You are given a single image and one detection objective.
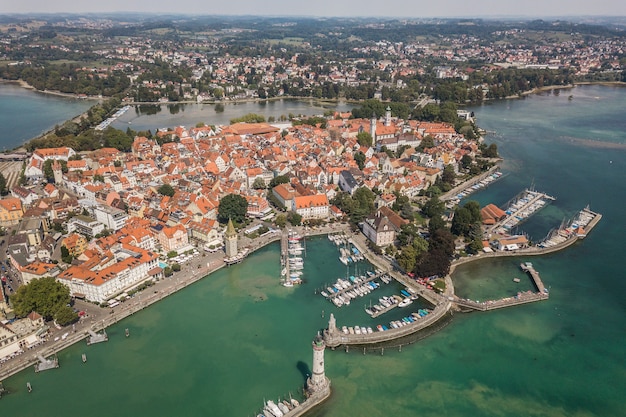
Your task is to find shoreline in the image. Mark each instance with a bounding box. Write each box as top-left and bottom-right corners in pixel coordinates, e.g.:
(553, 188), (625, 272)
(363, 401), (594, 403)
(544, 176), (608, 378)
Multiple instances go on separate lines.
(0, 79), (102, 101)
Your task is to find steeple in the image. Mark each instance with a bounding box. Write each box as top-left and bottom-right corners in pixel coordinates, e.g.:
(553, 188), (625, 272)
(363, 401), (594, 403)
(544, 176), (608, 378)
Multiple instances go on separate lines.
(370, 112), (377, 146)
(385, 106), (392, 126)
(224, 218), (238, 258)
(225, 218), (237, 238)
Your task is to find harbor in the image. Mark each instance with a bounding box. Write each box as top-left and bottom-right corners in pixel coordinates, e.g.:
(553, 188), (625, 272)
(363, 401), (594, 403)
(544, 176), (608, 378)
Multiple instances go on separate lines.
(488, 188), (555, 234)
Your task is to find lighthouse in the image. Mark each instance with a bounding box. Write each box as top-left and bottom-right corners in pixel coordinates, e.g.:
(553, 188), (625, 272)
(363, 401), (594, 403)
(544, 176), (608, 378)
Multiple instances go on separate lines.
(307, 333), (328, 392)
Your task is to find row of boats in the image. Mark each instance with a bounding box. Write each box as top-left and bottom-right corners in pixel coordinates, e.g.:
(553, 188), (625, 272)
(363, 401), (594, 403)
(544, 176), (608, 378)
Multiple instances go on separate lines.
(537, 206), (596, 247)
(445, 171), (503, 207)
(340, 308), (432, 335)
(282, 232), (304, 287)
(494, 189), (554, 234)
(320, 271), (392, 307)
(338, 245), (364, 265)
(364, 289), (418, 315)
(259, 398), (301, 417)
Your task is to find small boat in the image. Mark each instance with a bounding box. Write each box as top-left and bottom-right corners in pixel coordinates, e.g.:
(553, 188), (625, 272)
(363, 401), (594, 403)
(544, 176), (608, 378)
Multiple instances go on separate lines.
(27, 382), (32, 393)
(282, 280), (294, 287)
(398, 298), (413, 308)
(513, 277), (521, 283)
(82, 353), (87, 363)
(125, 328), (130, 337)
(290, 398), (300, 408)
(266, 400), (284, 417)
(278, 401), (290, 415)
(282, 400), (293, 411)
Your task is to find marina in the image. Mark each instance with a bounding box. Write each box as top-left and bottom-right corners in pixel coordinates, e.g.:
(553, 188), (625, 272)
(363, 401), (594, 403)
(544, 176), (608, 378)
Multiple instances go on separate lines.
(488, 188), (555, 234)
(538, 206), (601, 248)
(281, 230), (305, 287)
(443, 169), (504, 208)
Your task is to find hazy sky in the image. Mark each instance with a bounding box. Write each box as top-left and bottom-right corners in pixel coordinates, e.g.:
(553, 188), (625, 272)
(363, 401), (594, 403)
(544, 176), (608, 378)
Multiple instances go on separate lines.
(2, 0), (625, 17)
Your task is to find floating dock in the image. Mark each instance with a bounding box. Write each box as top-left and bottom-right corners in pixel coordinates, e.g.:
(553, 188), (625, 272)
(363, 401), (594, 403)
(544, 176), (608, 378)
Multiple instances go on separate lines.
(34, 354), (59, 373)
(86, 329), (108, 345)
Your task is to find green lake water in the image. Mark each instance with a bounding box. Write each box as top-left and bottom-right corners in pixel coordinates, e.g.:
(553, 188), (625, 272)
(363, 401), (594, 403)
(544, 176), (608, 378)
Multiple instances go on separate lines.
(2, 85), (625, 417)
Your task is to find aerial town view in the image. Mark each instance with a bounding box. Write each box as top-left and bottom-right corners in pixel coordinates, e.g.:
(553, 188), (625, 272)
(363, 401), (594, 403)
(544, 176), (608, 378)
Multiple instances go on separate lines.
(0, 2), (624, 416)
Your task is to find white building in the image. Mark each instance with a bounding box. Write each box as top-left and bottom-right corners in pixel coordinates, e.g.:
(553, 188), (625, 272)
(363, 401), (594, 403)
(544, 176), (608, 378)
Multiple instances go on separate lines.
(92, 205), (129, 232)
(57, 244), (160, 303)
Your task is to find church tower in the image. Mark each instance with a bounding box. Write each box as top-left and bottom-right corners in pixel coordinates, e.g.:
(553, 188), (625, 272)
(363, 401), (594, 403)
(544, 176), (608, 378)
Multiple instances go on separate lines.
(307, 333), (328, 392)
(52, 159), (63, 185)
(385, 106), (392, 127)
(224, 218), (238, 258)
(369, 112), (377, 146)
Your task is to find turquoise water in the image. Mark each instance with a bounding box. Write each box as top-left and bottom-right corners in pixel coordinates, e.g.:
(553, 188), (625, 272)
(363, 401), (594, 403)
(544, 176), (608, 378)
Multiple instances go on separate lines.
(0, 83), (93, 151)
(2, 85), (625, 416)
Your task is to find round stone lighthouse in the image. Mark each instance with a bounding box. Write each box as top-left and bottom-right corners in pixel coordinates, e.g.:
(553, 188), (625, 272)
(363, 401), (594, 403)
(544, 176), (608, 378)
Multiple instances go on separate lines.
(307, 333), (328, 393)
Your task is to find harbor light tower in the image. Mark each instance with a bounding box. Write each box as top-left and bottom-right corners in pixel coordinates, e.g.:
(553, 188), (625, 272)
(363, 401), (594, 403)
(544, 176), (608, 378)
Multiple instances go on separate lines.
(307, 333), (328, 392)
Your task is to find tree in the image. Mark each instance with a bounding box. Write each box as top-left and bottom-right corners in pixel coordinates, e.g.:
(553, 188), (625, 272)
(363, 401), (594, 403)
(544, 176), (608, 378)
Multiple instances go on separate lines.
(461, 154), (473, 170)
(396, 245), (417, 272)
(275, 214), (287, 228)
(451, 206), (473, 237)
(54, 305), (79, 326)
(422, 196), (444, 218)
(218, 194), (248, 224)
(10, 277), (72, 320)
(252, 177), (266, 189)
(158, 183), (175, 197)
(441, 164), (456, 186)
(418, 135), (435, 152)
(287, 211), (302, 226)
(269, 175), (290, 189)
(0, 172), (6, 195)
(171, 263), (181, 272)
(61, 245), (73, 264)
(93, 174), (105, 183)
(356, 132), (373, 147)
(483, 143), (499, 158)
(354, 151), (366, 170)
(466, 238), (484, 255)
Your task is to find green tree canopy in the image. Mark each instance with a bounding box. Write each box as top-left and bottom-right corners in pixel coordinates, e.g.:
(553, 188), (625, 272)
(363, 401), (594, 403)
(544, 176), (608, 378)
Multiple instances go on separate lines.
(230, 113), (266, 124)
(10, 277), (73, 321)
(354, 151), (366, 169)
(356, 132), (373, 147)
(54, 305), (79, 326)
(158, 183), (175, 197)
(218, 194), (249, 224)
(252, 177), (266, 189)
(269, 175), (290, 188)
(482, 143), (499, 158)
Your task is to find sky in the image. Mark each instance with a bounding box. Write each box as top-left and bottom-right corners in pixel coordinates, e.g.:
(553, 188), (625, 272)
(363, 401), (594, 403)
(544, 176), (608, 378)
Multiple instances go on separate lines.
(2, 0), (625, 18)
